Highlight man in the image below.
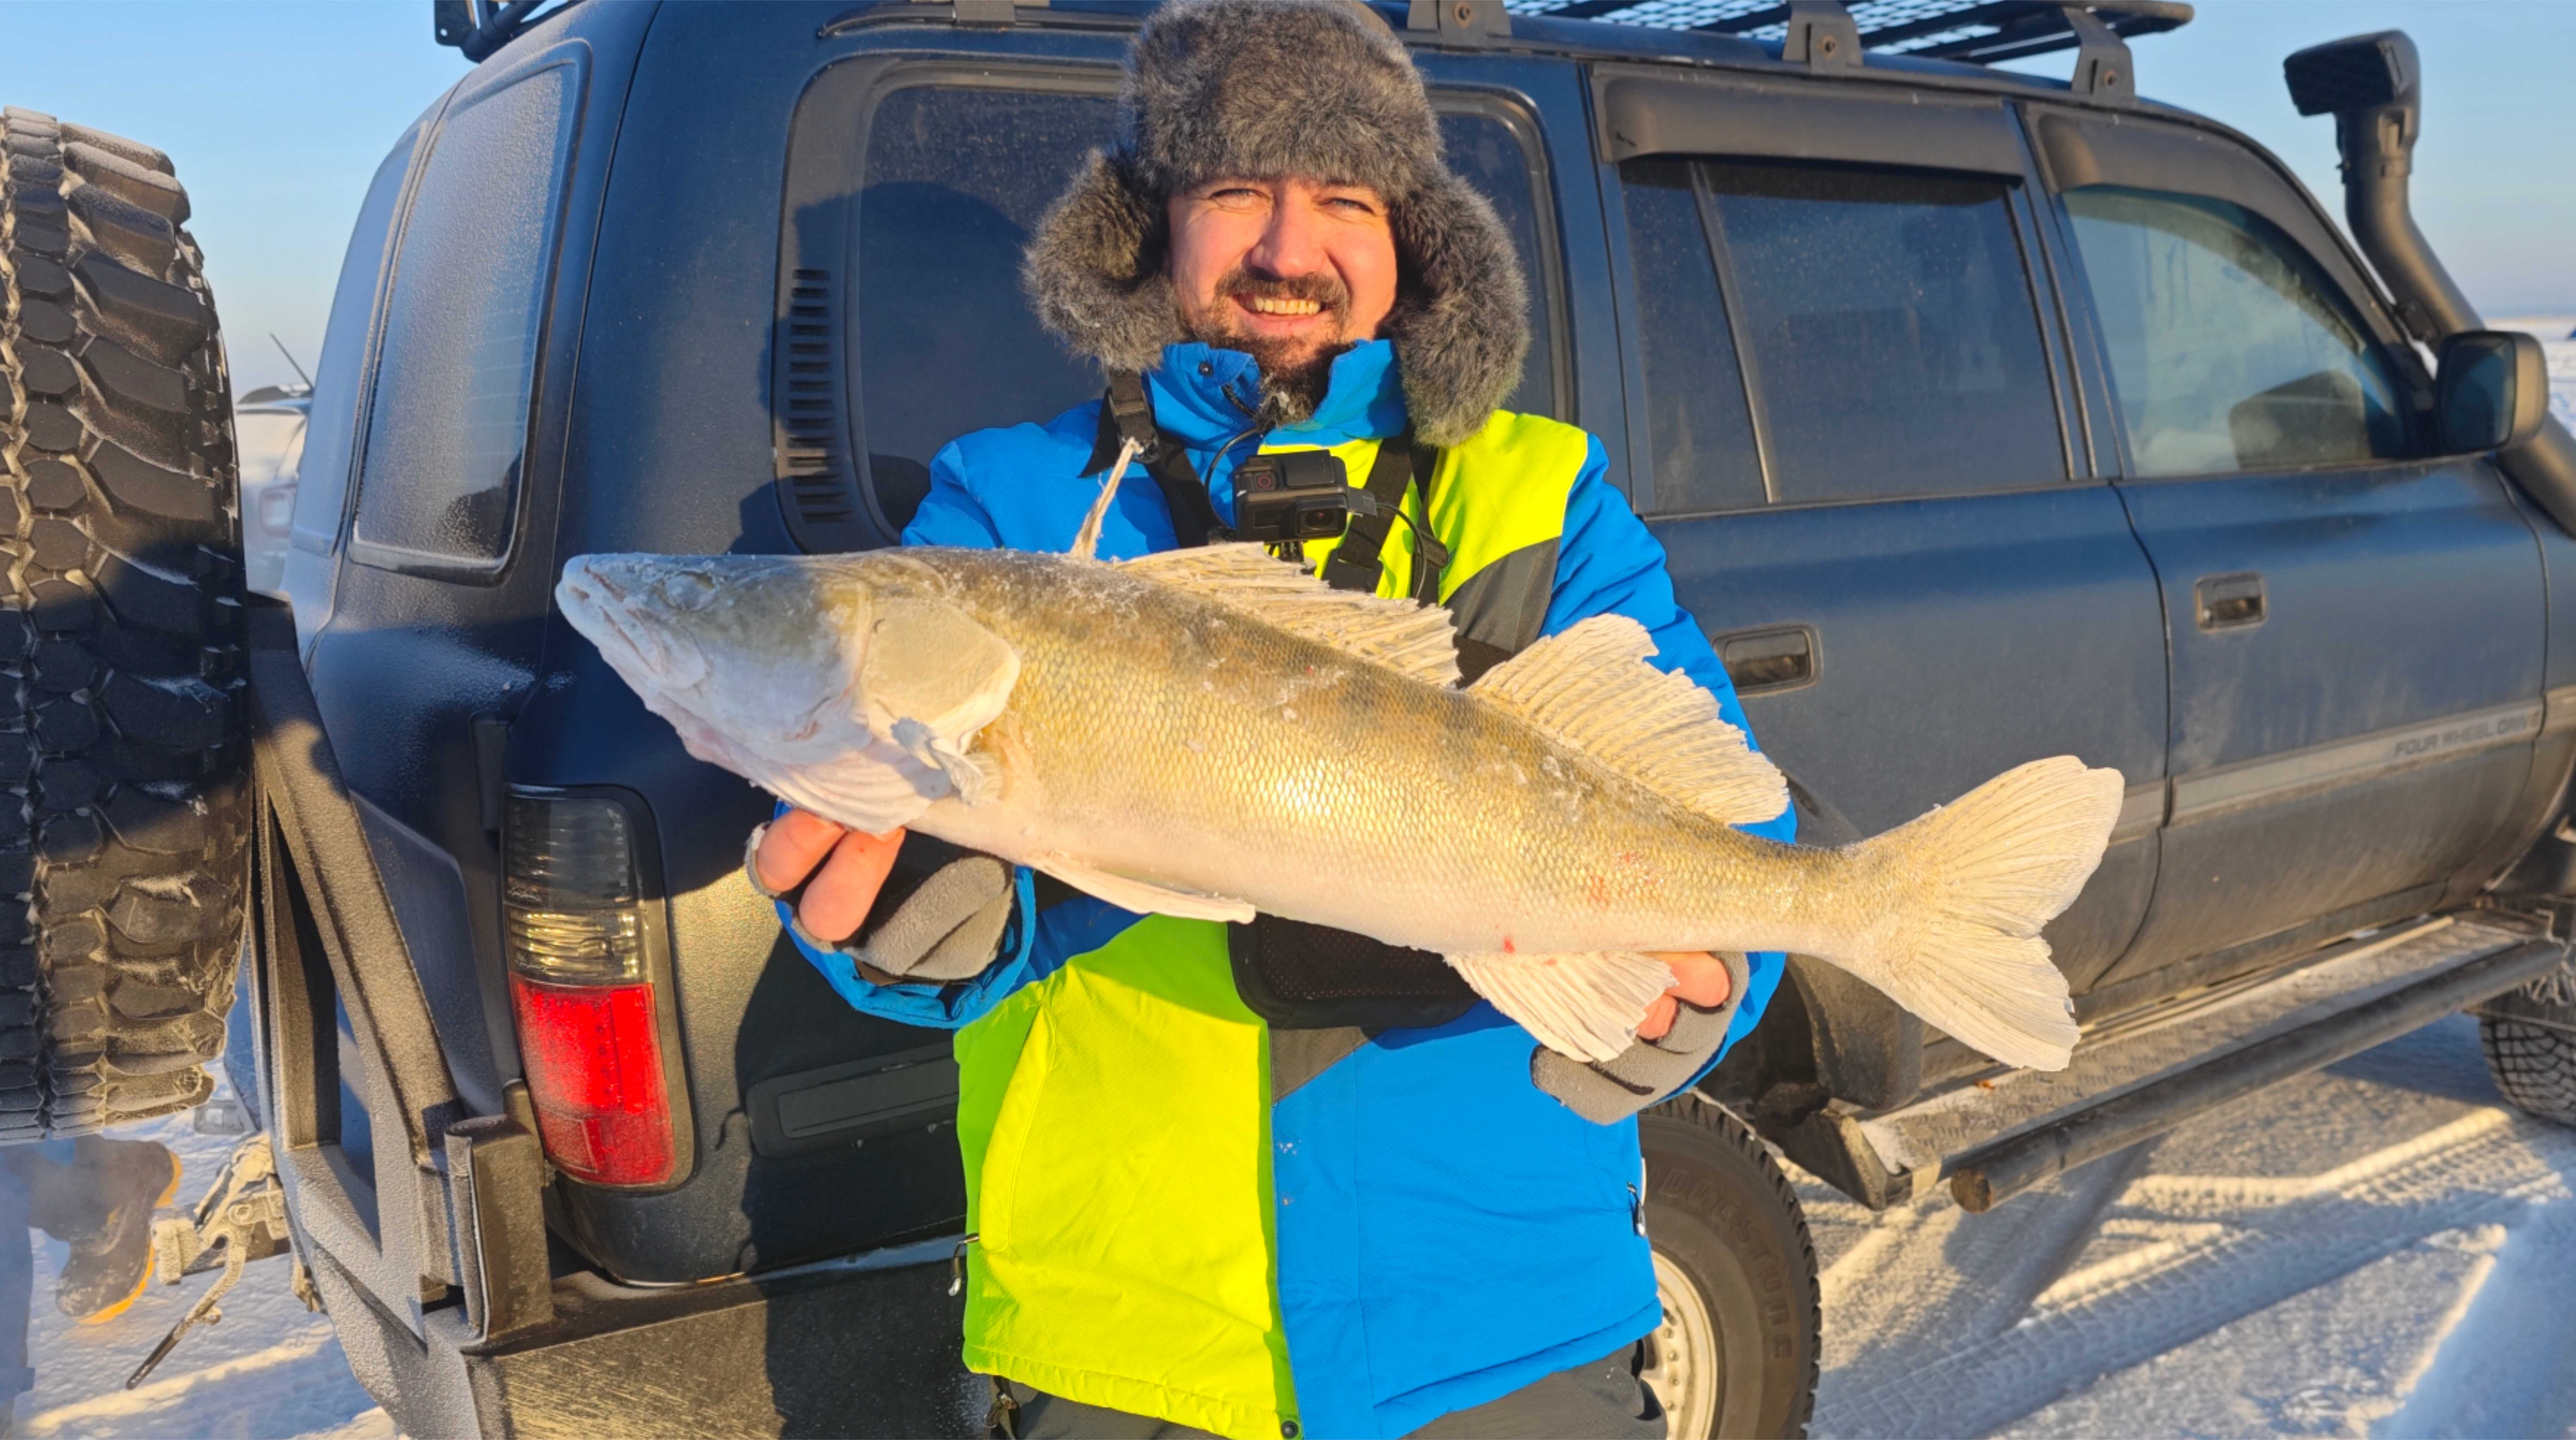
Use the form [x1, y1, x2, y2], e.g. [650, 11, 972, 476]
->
[752, 2, 1794, 1434]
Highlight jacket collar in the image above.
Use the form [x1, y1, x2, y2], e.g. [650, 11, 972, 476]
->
[1142, 339, 1410, 452]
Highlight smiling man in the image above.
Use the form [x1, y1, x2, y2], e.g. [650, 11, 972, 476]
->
[748, 2, 1794, 1436]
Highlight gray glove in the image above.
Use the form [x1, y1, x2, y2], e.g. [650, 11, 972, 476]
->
[1532, 951, 1751, 1124]
[746, 823, 1014, 983]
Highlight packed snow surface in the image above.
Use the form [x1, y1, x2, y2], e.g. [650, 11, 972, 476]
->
[1802, 1016, 2576, 1440]
[10, 1018, 2572, 1438]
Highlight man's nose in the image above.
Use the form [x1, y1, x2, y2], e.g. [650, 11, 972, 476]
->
[1246, 194, 1327, 279]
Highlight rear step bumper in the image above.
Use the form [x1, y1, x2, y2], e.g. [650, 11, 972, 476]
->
[1770, 915, 2566, 1212]
[309, 1236, 983, 1438]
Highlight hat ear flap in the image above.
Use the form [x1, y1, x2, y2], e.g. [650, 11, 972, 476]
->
[1023, 148, 1185, 375]
[1389, 172, 1531, 447]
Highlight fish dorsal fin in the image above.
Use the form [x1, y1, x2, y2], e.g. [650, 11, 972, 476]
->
[1121, 543, 1462, 688]
[1470, 614, 1787, 826]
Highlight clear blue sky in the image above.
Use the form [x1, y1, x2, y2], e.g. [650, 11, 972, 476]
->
[0, 0, 2567, 398]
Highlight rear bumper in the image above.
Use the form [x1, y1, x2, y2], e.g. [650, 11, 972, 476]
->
[314, 1237, 983, 1439]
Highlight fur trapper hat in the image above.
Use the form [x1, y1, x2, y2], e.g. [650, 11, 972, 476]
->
[1022, 0, 1528, 446]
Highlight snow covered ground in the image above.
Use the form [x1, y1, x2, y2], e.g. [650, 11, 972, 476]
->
[10, 323, 2573, 1439]
[7, 1016, 2568, 1440]
[1802, 1016, 2576, 1440]
[7, 1098, 388, 1440]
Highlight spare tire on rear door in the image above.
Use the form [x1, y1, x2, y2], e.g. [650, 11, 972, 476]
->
[0, 105, 248, 1139]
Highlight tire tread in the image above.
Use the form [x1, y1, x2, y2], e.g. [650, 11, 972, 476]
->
[2481, 1014, 2576, 1125]
[1645, 1094, 1824, 1440]
[2, 105, 246, 1138]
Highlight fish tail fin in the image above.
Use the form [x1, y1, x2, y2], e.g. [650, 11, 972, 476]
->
[1836, 757, 2123, 1072]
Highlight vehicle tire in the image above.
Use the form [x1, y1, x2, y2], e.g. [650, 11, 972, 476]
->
[2480, 958, 2576, 1125]
[0, 106, 247, 1140]
[1639, 1095, 1821, 1440]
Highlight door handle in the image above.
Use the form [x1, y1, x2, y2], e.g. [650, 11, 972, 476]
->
[1717, 625, 1817, 695]
[2194, 573, 2265, 631]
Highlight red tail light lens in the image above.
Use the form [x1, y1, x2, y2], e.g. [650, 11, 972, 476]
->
[502, 793, 682, 1188]
[507, 975, 674, 1186]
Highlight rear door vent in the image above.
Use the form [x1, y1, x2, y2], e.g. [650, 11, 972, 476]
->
[770, 266, 879, 552]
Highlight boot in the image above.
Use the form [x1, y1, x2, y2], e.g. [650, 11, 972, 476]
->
[54, 1138, 181, 1324]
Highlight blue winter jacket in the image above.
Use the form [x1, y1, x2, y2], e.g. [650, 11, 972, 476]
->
[785, 340, 1794, 1436]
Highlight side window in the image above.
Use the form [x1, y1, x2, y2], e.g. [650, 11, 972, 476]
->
[290, 133, 416, 559]
[852, 84, 1565, 532]
[1617, 158, 1761, 513]
[2061, 186, 2412, 476]
[351, 64, 580, 569]
[1618, 159, 2064, 512]
[1705, 162, 2064, 505]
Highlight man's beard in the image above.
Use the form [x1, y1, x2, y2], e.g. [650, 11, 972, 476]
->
[1179, 267, 1354, 426]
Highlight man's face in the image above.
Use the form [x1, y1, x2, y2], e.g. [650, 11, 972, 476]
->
[1168, 175, 1400, 411]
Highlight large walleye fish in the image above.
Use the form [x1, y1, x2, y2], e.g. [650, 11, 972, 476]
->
[558, 489, 2120, 1070]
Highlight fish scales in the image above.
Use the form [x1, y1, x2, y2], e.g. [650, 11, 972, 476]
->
[557, 542, 2124, 1069]
[923, 547, 1816, 959]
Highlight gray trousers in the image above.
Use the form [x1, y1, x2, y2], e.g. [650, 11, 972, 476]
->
[994, 1341, 1666, 1440]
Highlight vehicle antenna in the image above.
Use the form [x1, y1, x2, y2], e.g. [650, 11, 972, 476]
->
[270, 333, 314, 389]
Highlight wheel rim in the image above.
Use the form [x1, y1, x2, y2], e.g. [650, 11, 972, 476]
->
[1646, 1248, 1723, 1439]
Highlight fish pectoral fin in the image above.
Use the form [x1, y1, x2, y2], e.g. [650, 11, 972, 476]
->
[860, 597, 1021, 806]
[890, 718, 1001, 806]
[754, 738, 941, 837]
[1444, 950, 1677, 1065]
[1033, 857, 1256, 924]
[1121, 544, 1462, 688]
[1469, 614, 1787, 826]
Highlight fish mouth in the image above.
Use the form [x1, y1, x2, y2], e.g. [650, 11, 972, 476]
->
[558, 555, 711, 693]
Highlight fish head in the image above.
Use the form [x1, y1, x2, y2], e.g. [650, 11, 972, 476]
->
[557, 552, 880, 772]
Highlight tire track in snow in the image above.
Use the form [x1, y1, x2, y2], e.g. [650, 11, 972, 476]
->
[1807, 1019, 2576, 1439]
[2373, 1197, 2576, 1439]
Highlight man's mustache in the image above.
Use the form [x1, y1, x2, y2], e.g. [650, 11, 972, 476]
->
[1216, 267, 1349, 314]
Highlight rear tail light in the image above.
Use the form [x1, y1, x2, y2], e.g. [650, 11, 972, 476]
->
[502, 793, 684, 1187]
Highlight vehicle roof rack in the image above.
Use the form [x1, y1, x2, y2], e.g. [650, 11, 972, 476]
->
[433, 0, 582, 63]
[1508, 0, 2191, 66]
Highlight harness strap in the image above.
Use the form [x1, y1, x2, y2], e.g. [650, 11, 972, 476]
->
[1091, 371, 1231, 548]
[1320, 437, 1444, 602]
[1088, 372, 1445, 598]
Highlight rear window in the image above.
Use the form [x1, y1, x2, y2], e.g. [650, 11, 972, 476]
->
[1620, 159, 2066, 511]
[351, 63, 581, 570]
[292, 133, 416, 560]
[852, 82, 1564, 533]
[856, 86, 1114, 529]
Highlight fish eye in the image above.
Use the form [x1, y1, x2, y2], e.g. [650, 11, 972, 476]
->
[659, 572, 717, 611]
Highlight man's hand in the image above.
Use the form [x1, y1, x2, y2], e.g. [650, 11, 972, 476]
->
[1637, 951, 1733, 1041]
[755, 809, 904, 943]
[1532, 951, 1750, 1125]
[751, 809, 1014, 983]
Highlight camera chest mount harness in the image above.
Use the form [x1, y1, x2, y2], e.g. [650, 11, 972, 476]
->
[1085, 371, 1480, 1051]
[1089, 370, 1449, 601]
